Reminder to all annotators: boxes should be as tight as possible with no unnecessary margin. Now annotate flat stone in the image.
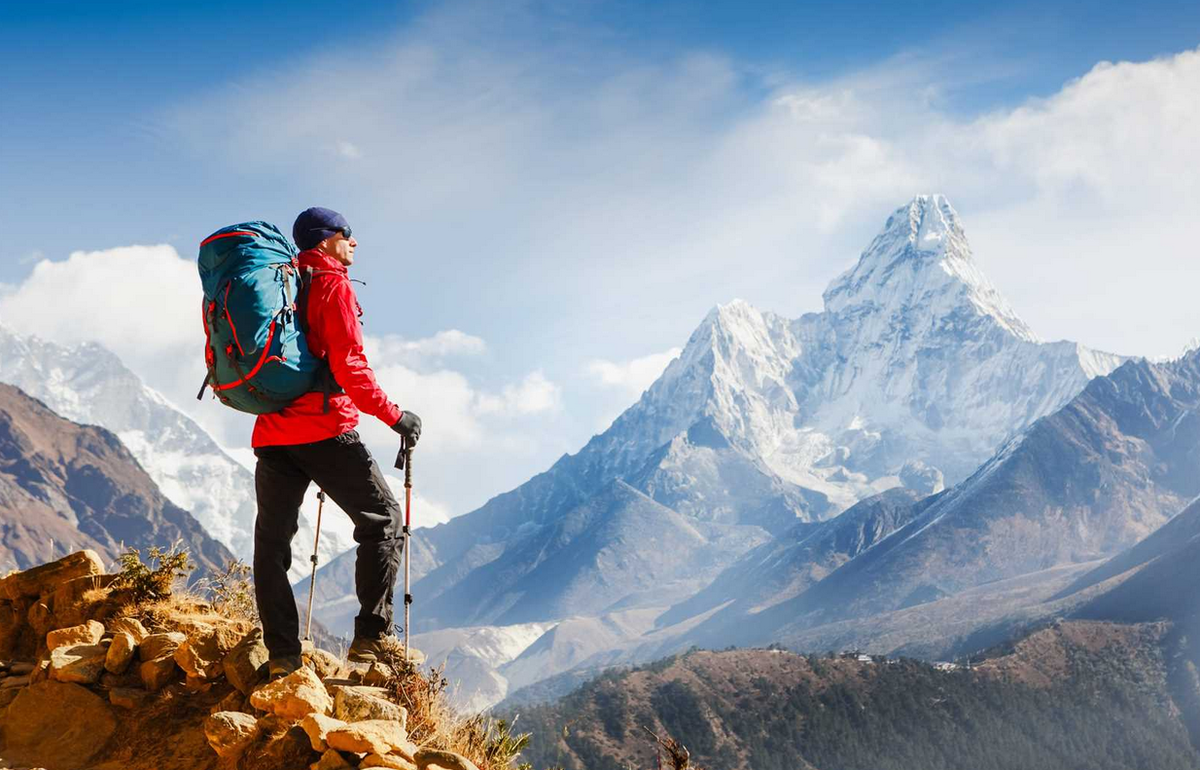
[364,752,419,770]
[205,710,261,759]
[333,685,406,725]
[312,748,358,769]
[1,674,31,689]
[414,749,480,770]
[239,723,318,769]
[249,666,333,720]
[107,617,149,643]
[105,631,137,674]
[0,550,104,601]
[8,661,36,675]
[139,631,186,661]
[300,712,348,752]
[140,654,181,692]
[326,719,413,756]
[109,687,150,709]
[49,642,108,684]
[46,620,105,652]
[2,681,116,768]
[224,628,269,695]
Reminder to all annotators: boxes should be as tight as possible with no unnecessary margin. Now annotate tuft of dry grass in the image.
[371,635,534,770]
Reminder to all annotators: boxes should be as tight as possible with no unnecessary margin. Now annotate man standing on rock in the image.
[251,207,421,678]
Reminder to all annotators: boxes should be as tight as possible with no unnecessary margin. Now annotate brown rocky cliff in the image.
[0,382,233,576]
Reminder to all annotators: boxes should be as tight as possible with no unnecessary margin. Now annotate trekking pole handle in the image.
[404,448,413,488]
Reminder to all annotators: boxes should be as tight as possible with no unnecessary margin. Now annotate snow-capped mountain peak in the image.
[822,194,1037,343]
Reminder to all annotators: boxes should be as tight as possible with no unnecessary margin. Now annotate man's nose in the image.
[348,237,357,247]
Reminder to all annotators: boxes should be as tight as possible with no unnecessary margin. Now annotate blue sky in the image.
[2,0,1198,518]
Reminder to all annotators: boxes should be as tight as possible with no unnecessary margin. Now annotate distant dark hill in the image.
[0,383,233,577]
[510,622,1197,770]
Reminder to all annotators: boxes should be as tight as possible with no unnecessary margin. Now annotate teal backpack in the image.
[196,222,323,414]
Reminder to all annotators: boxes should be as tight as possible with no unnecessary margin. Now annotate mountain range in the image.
[0,382,232,575]
[0,325,355,581]
[306,194,1143,706]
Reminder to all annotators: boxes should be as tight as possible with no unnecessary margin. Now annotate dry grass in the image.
[371,635,534,770]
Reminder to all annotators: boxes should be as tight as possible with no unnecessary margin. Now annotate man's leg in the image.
[293,430,403,642]
[253,446,310,659]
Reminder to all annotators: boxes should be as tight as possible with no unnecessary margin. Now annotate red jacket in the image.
[252,250,402,447]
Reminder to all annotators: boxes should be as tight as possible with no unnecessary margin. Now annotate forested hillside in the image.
[510,622,1199,770]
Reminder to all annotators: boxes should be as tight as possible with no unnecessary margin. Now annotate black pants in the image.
[253,430,403,659]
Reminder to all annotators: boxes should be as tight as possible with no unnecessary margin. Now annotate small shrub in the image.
[110,543,194,605]
[199,559,257,621]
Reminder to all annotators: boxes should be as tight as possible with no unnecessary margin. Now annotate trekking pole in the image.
[403,446,414,662]
[303,489,326,642]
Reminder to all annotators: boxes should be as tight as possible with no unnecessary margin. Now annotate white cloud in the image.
[157,18,1200,370]
[476,370,562,416]
[366,330,487,364]
[0,244,566,517]
[336,140,362,159]
[586,347,682,398]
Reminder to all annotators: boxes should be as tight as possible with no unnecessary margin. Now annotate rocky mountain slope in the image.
[0,383,233,577]
[0,324,355,582]
[511,622,1196,770]
[305,194,1125,708]
[662,346,1200,654]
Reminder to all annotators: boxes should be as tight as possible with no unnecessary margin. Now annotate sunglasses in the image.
[310,225,352,239]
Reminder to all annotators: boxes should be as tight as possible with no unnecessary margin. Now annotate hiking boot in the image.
[267,654,303,680]
[347,634,396,663]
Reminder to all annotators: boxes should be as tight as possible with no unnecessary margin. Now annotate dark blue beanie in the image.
[293,207,350,251]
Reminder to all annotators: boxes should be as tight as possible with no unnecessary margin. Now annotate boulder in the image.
[51,573,118,622]
[224,628,269,695]
[364,662,395,687]
[304,646,343,679]
[364,753,419,770]
[0,550,104,601]
[108,616,150,643]
[27,600,54,636]
[205,710,261,759]
[175,624,241,680]
[414,749,480,770]
[1,681,116,768]
[46,620,105,651]
[313,748,358,769]
[239,723,319,769]
[0,686,20,710]
[212,688,246,715]
[139,631,186,660]
[249,666,333,720]
[49,642,108,684]
[333,685,407,725]
[140,654,181,692]
[326,719,413,756]
[105,631,137,674]
[300,712,348,752]
[109,687,150,709]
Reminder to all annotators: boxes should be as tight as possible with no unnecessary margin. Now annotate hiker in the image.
[250,206,421,678]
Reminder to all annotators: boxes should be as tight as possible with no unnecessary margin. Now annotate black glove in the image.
[392,411,422,445]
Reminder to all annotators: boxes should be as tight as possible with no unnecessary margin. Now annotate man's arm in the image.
[314,277,403,427]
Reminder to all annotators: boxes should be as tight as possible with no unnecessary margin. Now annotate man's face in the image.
[318,230,357,266]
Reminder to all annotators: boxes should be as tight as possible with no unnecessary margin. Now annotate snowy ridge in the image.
[0,324,354,582]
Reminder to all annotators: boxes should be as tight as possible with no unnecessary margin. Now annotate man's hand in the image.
[392,411,422,445]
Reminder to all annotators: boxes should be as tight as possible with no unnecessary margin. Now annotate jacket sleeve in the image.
[313,276,403,426]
